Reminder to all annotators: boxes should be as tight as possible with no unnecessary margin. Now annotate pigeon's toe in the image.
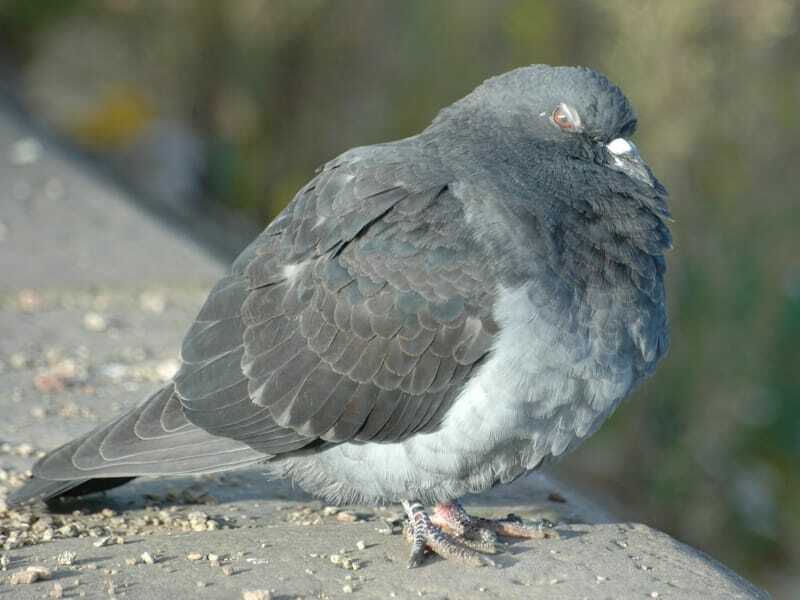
[487,514,561,540]
[432,501,559,542]
[402,501,495,568]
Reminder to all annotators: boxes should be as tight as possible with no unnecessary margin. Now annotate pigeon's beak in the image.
[604,138,654,187]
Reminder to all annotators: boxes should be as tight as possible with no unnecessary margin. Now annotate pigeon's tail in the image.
[7,384,267,506]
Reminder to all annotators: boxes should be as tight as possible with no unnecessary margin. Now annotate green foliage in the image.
[0,0,88,56]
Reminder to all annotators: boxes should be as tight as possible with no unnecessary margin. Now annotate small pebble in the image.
[17,443,35,456]
[649,593,660,599]
[50,583,64,599]
[125,558,137,566]
[93,536,113,548]
[336,511,359,523]
[222,565,235,576]
[187,552,204,561]
[10,137,42,165]
[9,353,29,369]
[83,312,108,332]
[156,358,180,381]
[140,551,156,565]
[8,565,51,584]
[57,551,77,566]
[0,554,9,570]
[139,291,166,314]
[356,540,366,550]
[18,289,42,312]
[44,178,64,201]
[242,591,273,600]
[342,584,353,594]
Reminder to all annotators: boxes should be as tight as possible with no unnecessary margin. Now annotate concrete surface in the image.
[0,106,769,599]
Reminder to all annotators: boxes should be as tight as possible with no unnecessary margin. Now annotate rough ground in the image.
[0,105,769,599]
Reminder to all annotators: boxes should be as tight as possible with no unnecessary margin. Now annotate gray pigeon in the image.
[9,65,671,567]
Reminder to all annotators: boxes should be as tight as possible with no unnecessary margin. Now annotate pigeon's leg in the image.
[431,499,559,541]
[401,500,494,568]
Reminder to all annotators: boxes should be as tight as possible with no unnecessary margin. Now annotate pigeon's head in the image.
[432,65,655,187]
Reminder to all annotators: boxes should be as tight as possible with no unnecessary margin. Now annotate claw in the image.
[458,534,498,555]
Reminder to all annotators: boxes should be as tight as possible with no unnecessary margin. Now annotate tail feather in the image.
[8,384,266,506]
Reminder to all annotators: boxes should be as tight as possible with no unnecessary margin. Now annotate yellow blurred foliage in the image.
[70,86,153,148]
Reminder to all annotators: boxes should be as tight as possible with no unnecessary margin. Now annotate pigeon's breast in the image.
[427,282,645,474]
[290,277,664,504]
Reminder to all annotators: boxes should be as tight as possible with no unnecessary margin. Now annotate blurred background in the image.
[0,0,797,593]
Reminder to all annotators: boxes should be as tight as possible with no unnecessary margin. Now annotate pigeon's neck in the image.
[424,118,672,296]
[450,167,670,301]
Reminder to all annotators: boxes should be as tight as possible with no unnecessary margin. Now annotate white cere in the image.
[606,138,634,155]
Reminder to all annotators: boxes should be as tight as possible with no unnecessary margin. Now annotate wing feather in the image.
[178,149,497,451]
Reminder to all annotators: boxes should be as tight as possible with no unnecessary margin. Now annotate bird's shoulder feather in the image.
[175,145,500,451]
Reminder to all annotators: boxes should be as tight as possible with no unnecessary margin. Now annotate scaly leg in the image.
[401,500,495,568]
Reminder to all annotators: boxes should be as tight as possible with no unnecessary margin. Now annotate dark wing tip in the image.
[6,477,87,506]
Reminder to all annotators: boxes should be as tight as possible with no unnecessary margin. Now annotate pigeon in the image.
[9,65,672,567]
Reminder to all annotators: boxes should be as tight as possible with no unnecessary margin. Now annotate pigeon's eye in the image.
[551,103,582,132]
